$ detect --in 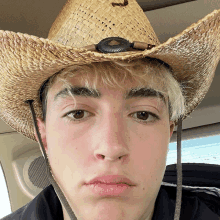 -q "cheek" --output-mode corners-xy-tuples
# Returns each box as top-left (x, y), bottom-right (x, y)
(45, 119), (92, 169)
(45, 127), (91, 185)
(130, 123), (170, 176)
